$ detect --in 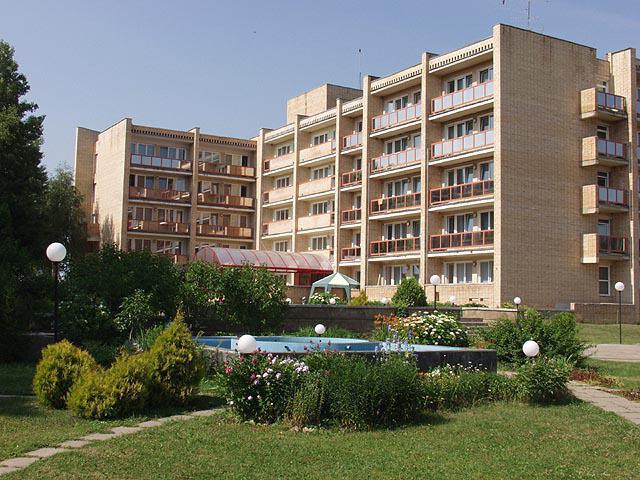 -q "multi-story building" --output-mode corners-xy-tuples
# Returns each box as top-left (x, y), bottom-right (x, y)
(75, 118), (257, 263)
(255, 24), (639, 318)
(75, 24), (639, 319)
